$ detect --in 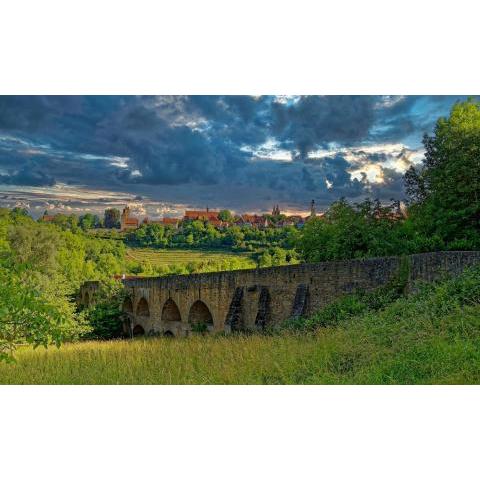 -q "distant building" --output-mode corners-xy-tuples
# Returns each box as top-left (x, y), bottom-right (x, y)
(141, 216), (181, 229)
(142, 216), (162, 226)
(161, 217), (180, 228)
(237, 214), (268, 229)
(271, 204), (281, 216)
(304, 199), (318, 222)
(40, 214), (56, 223)
(120, 206), (139, 231)
(184, 208), (220, 223)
